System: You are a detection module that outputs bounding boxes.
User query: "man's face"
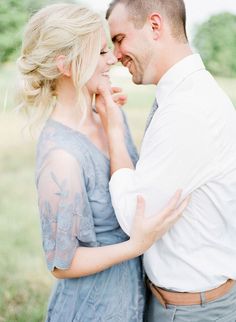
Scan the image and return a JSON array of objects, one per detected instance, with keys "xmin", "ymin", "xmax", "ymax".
[{"xmin": 108, "ymin": 3, "xmax": 153, "ymax": 85}]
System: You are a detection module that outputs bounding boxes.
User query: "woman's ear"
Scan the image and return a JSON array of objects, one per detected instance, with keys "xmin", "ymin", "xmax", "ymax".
[
  {"xmin": 55, "ymin": 55, "xmax": 71, "ymax": 76},
  {"xmin": 148, "ymin": 13, "xmax": 162, "ymax": 40}
]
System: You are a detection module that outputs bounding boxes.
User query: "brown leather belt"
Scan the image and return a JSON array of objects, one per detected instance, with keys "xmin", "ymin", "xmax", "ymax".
[{"xmin": 147, "ymin": 279, "xmax": 235, "ymax": 308}]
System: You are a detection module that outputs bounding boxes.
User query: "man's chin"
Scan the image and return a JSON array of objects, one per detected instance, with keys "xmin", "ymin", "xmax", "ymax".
[
  {"xmin": 127, "ymin": 67, "xmax": 143, "ymax": 84},
  {"xmin": 132, "ymin": 74, "xmax": 142, "ymax": 85}
]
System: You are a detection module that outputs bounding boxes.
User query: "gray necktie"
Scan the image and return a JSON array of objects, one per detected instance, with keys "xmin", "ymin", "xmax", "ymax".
[{"xmin": 144, "ymin": 99, "xmax": 158, "ymax": 133}]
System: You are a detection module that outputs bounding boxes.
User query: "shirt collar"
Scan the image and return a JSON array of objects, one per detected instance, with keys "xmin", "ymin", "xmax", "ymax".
[{"xmin": 155, "ymin": 54, "xmax": 206, "ymax": 105}]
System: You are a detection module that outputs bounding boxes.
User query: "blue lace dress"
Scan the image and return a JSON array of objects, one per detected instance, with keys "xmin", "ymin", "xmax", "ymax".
[{"xmin": 35, "ymin": 115, "xmax": 145, "ymax": 322}]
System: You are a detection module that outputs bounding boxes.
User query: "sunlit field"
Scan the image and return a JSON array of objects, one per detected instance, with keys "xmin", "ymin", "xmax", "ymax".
[{"xmin": 0, "ymin": 64, "xmax": 236, "ymax": 321}]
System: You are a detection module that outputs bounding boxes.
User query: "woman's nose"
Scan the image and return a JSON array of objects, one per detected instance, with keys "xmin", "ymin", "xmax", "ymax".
[{"xmin": 107, "ymin": 51, "xmax": 118, "ymax": 65}]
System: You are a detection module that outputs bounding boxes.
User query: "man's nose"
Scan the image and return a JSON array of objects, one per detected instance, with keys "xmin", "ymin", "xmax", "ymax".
[{"xmin": 113, "ymin": 46, "xmax": 122, "ymax": 61}]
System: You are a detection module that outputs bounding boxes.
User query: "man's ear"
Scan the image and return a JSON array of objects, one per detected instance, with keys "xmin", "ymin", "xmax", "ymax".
[
  {"xmin": 55, "ymin": 55, "xmax": 71, "ymax": 76},
  {"xmin": 148, "ymin": 13, "xmax": 162, "ymax": 40}
]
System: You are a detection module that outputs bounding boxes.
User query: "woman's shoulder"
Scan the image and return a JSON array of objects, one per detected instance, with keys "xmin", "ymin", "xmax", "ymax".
[
  {"xmin": 36, "ymin": 119, "xmax": 95, "ymax": 184},
  {"xmin": 37, "ymin": 118, "xmax": 90, "ymax": 160}
]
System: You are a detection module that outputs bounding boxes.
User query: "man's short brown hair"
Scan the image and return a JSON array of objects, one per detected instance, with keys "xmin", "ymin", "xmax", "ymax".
[{"xmin": 106, "ymin": 0, "xmax": 188, "ymax": 42}]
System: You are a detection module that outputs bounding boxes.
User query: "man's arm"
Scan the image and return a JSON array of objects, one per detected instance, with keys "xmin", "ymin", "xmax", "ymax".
[{"xmin": 97, "ymin": 89, "xmax": 213, "ymax": 235}]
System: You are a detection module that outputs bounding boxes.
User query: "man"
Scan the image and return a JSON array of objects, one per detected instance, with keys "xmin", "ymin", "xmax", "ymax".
[{"xmin": 97, "ymin": 0, "xmax": 236, "ymax": 321}]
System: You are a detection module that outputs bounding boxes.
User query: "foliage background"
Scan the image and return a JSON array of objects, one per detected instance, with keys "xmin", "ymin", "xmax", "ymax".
[
  {"xmin": 193, "ymin": 12, "xmax": 236, "ymax": 77},
  {"xmin": 0, "ymin": 0, "xmax": 43, "ymax": 63},
  {"xmin": 0, "ymin": 1, "xmax": 236, "ymax": 321},
  {"xmin": 1, "ymin": 0, "xmax": 236, "ymax": 77}
]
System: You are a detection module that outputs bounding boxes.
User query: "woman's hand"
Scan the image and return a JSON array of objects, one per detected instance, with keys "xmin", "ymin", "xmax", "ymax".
[
  {"xmin": 129, "ymin": 191, "xmax": 190, "ymax": 255},
  {"xmin": 95, "ymin": 85, "xmax": 126, "ymax": 135}
]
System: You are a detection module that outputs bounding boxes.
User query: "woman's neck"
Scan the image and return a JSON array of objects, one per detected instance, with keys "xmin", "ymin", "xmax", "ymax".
[
  {"xmin": 51, "ymin": 77, "xmax": 109, "ymax": 158},
  {"xmin": 52, "ymin": 77, "xmax": 95, "ymax": 131}
]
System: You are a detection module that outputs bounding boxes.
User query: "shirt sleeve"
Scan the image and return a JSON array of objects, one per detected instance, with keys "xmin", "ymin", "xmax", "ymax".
[
  {"xmin": 109, "ymin": 107, "xmax": 216, "ymax": 235},
  {"xmin": 37, "ymin": 148, "xmax": 95, "ymax": 271}
]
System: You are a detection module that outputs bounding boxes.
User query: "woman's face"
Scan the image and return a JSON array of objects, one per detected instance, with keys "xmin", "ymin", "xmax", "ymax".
[{"xmin": 86, "ymin": 30, "xmax": 117, "ymax": 95}]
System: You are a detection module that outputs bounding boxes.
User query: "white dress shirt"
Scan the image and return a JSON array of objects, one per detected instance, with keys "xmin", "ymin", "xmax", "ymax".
[{"xmin": 109, "ymin": 54, "xmax": 236, "ymax": 292}]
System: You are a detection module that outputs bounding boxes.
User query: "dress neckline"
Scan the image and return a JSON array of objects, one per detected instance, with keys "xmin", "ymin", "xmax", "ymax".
[{"xmin": 47, "ymin": 118, "xmax": 110, "ymax": 162}]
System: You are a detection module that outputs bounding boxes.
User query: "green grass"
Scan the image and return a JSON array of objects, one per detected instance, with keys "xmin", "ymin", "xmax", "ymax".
[
  {"xmin": 0, "ymin": 64, "xmax": 236, "ymax": 322},
  {"xmin": 0, "ymin": 114, "xmax": 53, "ymax": 322}
]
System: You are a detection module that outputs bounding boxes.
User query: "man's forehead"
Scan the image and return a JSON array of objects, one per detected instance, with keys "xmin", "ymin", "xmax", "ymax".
[
  {"xmin": 108, "ymin": 2, "xmax": 127, "ymax": 19},
  {"xmin": 108, "ymin": 4, "xmax": 131, "ymax": 37},
  {"xmin": 108, "ymin": 19, "xmax": 124, "ymax": 39},
  {"xmin": 108, "ymin": 3, "xmax": 129, "ymax": 25}
]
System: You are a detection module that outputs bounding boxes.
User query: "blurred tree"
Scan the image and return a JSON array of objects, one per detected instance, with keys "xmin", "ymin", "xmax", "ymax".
[
  {"xmin": 193, "ymin": 13, "xmax": 236, "ymax": 77},
  {"xmin": 0, "ymin": 0, "xmax": 47, "ymax": 63},
  {"xmin": 0, "ymin": 0, "xmax": 77, "ymax": 64}
]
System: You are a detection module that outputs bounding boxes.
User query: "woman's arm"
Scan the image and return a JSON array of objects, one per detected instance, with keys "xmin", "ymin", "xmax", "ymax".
[
  {"xmin": 53, "ymin": 192, "xmax": 189, "ymax": 279},
  {"xmin": 52, "ymin": 241, "xmax": 136, "ymax": 279}
]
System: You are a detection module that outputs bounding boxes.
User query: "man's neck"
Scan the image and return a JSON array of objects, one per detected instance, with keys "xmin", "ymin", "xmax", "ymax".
[{"xmin": 154, "ymin": 42, "xmax": 193, "ymax": 85}]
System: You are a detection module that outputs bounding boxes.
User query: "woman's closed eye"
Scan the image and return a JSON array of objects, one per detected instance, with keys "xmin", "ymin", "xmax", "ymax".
[
  {"xmin": 100, "ymin": 48, "xmax": 111, "ymax": 55},
  {"xmin": 100, "ymin": 50, "xmax": 109, "ymax": 55}
]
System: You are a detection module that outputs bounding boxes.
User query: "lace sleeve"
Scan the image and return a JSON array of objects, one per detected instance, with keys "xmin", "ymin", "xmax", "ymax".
[{"xmin": 37, "ymin": 148, "xmax": 92, "ymax": 271}]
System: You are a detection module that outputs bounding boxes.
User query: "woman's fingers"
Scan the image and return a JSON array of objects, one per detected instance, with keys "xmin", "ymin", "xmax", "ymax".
[
  {"xmin": 151, "ymin": 192, "xmax": 190, "ymax": 232},
  {"xmin": 166, "ymin": 195, "xmax": 191, "ymax": 223},
  {"xmin": 157, "ymin": 196, "xmax": 191, "ymax": 237},
  {"xmin": 175, "ymin": 195, "xmax": 191, "ymax": 215},
  {"xmin": 97, "ymin": 84, "xmax": 127, "ymax": 109},
  {"xmin": 98, "ymin": 86, "xmax": 118, "ymax": 108},
  {"xmin": 113, "ymin": 94, "xmax": 127, "ymax": 101},
  {"xmin": 95, "ymin": 94, "xmax": 106, "ymax": 115},
  {"xmin": 156, "ymin": 190, "xmax": 182, "ymax": 221},
  {"xmin": 112, "ymin": 86, "xmax": 122, "ymax": 93},
  {"xmin": 135, "ymin": 195, "xmax": 145, "ymax": 217},
  {"xmin": 97, "ymin": 85, "xmax": 110, "ymax": 99},
  {"xmin": 113, "ymin": 96, "xmax": 127, "ymax": 106}
]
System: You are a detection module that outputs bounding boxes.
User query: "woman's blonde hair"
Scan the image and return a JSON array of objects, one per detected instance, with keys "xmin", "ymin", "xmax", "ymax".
[{"xmin": 17, "ymin": 3, "xmax": 103, "ymax": 130}]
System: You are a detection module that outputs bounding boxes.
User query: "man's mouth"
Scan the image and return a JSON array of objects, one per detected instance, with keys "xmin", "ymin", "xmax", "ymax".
[{"xmin": 122, "ymin": 58, "xmax": 132, "ymax": 68}]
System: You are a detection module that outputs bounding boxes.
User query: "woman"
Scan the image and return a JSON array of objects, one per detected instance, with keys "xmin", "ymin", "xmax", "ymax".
[{"xmin": 17, "ymin": 3, "xmax": 188, "ymax": 322}]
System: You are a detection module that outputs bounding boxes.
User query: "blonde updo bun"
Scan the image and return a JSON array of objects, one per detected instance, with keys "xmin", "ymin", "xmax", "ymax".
[{"xmin": 17, "ymin": 3, "xmax": 103, "ymax": 130}]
